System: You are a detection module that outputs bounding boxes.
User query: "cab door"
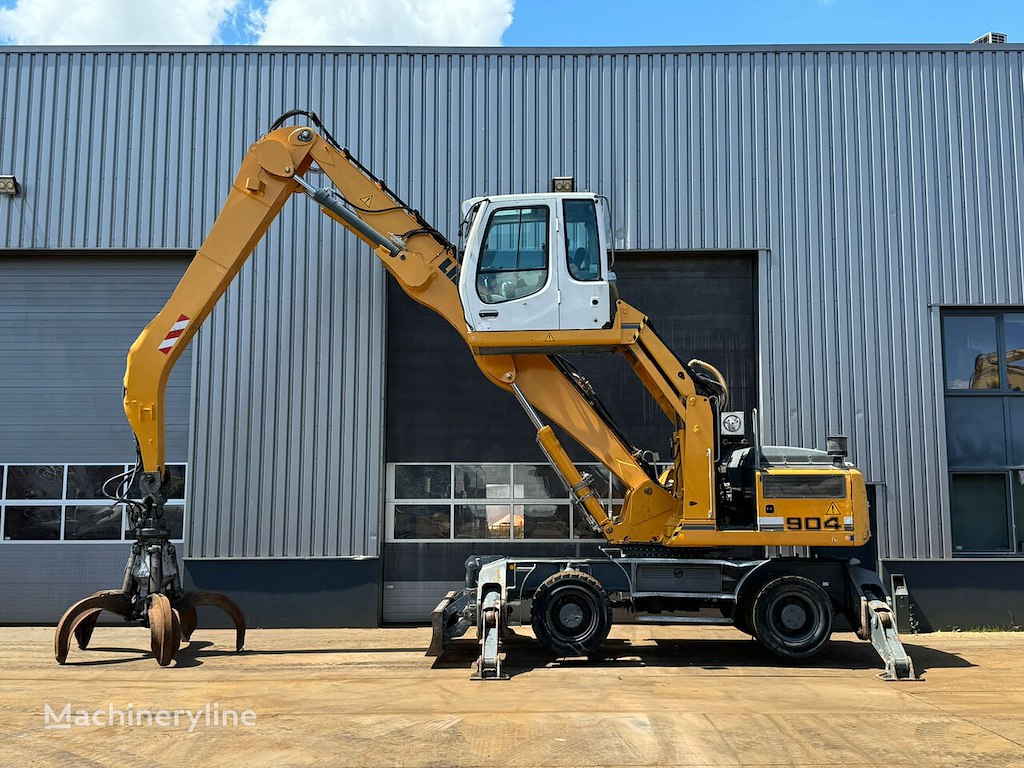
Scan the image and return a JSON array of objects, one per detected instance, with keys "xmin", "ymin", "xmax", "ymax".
[
  {"xmin": 460, "ymin": 200, "xmax": 560, "ymax": 332},
  {"xmin": 556, "ymin": 197, "xmax": 613, "ymax": 330}
]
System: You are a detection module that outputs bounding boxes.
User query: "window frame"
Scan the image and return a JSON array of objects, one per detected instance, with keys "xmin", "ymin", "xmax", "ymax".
[
  {"xmin": 1003, "ymin": 312, "xmax": 1024, "ymax": 394},
  {"xmin": 385, "ymin": 462, "xmax": 644, "ymax": 543},
  {"xmin": 942, "ymin": 308, "xmax": 1024, "ymax": 557},
  {"xmin": 0, "ymin": 462, "xmax": 187, "ymax": 544},
  {"xmin": 948, "ymin": 470, "xmax": 1016, "ymax": 555},
  {"xmin": 1013, "ymin": 467, "xmax": 1024, "ymax": 553},
  {"xmin": 942, "ymin": 310, "xmax": 1022, "ymax": 396},
  {"xmin": 562, "ymin": 198, "xmax": 603, "ymax": 283},
  {"xmin": 475, "ymin": 204, "xmax": 553, "ymax": 305}
]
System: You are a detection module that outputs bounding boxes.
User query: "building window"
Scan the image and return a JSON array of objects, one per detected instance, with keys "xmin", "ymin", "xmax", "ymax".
[
  {"xmin": 386, "ymin": 462, "xmax": 630, "ymax": 542},
  {"xmin": 0, "ymin": 464, "xmax": 187, "ymax": 542},
  {"xmin": 943, "ymin": 312, "xmax": 1024, "ymax": 392},
  {"xmin": 942, "ymin": 310, "xmax": 1024, "ymax": 555},
  {"xmin": 949, "ymin": 473, "xmax": 1012, "ymax": 553}
]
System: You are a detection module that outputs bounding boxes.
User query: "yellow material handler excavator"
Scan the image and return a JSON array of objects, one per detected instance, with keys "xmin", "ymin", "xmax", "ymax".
[{"xmin": 54, "ymin": 113, "xmax": 915, "ymax": 680}]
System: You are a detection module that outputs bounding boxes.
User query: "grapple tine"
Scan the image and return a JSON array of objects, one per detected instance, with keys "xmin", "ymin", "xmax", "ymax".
[
  {"xmin": 55, "ymin": 591, "xmax": 132, "ymax": 664},
  {"xmin": 171, "ymin": 608, "xmax": 182, "ymax": 657},
  {"xmin": 178, "ymin": 605, "xmax": 198, "ymax": 642},
  {"xmin": 175, "ymin": 591, "xmax": 246, "ymax": 652},
  {"xmin": 73, "ymin": 609, "xmax": 102, "ymax": 650},
  {"xmin": 72, "ymin": 589, "xmax": 129, "ymax": 650},
  {"xmin": 148, "ymin": 593, "xmax": 181, "ymax": 667}
]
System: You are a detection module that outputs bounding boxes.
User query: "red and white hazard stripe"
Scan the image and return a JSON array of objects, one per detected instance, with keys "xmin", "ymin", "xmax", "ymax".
[{"xmin": 158, "ymin": 314, "xmax": 190, "ymax": 355}]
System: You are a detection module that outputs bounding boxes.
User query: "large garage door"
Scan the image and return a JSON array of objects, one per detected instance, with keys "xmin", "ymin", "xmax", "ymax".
[
  {"xmin": 382, "ymin": 251, "xmax": 757, "ymax": 622},
  {"xmin": 0, "ymin": 253, "xmax": 190, "ymax": 621},
  {"xmin": 0, "ymin": 254, "xmax": 192, "ymax": 463}
]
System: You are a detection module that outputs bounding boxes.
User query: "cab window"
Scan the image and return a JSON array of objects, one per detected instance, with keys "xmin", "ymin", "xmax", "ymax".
[
  {"xmin": 476, "ymin": 206, "xmax": 549, "ymax": 304},
  {"xmin": 564, "ymin": 199, "xmax": 601, "ymax": 282}
]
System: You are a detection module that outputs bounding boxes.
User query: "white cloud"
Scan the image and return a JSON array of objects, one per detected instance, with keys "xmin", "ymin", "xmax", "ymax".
[
  {"xmin": 0, "ymin": 0, "xmax": 241, "ymax": 45},
  {"xmin": 250, "ymin": 0, "xmax": 513, "ymax": 46},
  {"xmin": 0, "ymin": 0, "xmax": 513, "ymax": 47}
]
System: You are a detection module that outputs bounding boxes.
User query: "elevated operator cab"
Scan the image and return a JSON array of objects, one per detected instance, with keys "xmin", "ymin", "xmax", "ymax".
[{"xmin": 457, "ymin": 193, "xmax": 618, "ymax": 333}]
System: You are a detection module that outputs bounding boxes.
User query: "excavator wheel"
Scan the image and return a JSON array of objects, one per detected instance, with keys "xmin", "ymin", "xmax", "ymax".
[
  {"xmin": 531, "ymin": 570, "xmax": 612, "ymax": 658},
  {"xmin": 750, "ymin": 575, "xmax": 833, "ymax": 660}
]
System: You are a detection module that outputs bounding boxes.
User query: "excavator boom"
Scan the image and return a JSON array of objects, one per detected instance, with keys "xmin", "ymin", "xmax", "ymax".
[
  {"xmin": 123, "ymin": 123, "xmax": 868, "ymax": 549},
  {"xmin": 125, "ymin": 125, "xmax": 630, "ymax": 530}
]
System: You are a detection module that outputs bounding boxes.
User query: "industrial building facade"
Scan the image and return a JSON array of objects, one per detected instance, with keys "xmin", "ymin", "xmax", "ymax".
[{"xmin": 1, "ymin": 44, "xmax": 1022, "ymax": 630}]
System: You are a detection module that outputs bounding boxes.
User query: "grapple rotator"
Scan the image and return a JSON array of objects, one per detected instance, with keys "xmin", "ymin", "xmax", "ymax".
[{"xmin": 54, "ymin": 470, "xmax": 245, "ymax": 667}]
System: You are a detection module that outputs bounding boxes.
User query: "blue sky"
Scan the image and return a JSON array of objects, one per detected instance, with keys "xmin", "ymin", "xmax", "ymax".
[
  {"xmin": 1, "ymin": 0, "xmax": 1021, "ymax": 47},
  {"xmin": 499, "ymin": 0, "xmax": 1024, "ymax": 47}
]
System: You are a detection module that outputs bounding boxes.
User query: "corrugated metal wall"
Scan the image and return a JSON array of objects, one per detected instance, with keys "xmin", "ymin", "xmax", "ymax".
[
  {"xmin": 0, "ymin": 543, "xmax": 131, "ymax": 623},
  {"xmin": 2, "ymin": 45, "xmax": 1022, "ymax": 560}
]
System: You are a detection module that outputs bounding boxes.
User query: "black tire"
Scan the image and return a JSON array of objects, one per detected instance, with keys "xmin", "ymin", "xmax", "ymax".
[
  {"xmin": 729, "ymin": 595, "xmax": 755, "ymax": 636},
  {"xmin": 531, "ymin": 570, "xmax": 612, "ymax": 658},
  {"xmin": 751, "ymin": 575, "xmax": 833, "ymax": 659}
]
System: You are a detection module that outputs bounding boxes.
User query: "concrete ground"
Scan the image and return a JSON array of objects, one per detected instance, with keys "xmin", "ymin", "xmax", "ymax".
[{"xmin": 1, "ymin": 624, "xmax": 1022, "ymax": 767}]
